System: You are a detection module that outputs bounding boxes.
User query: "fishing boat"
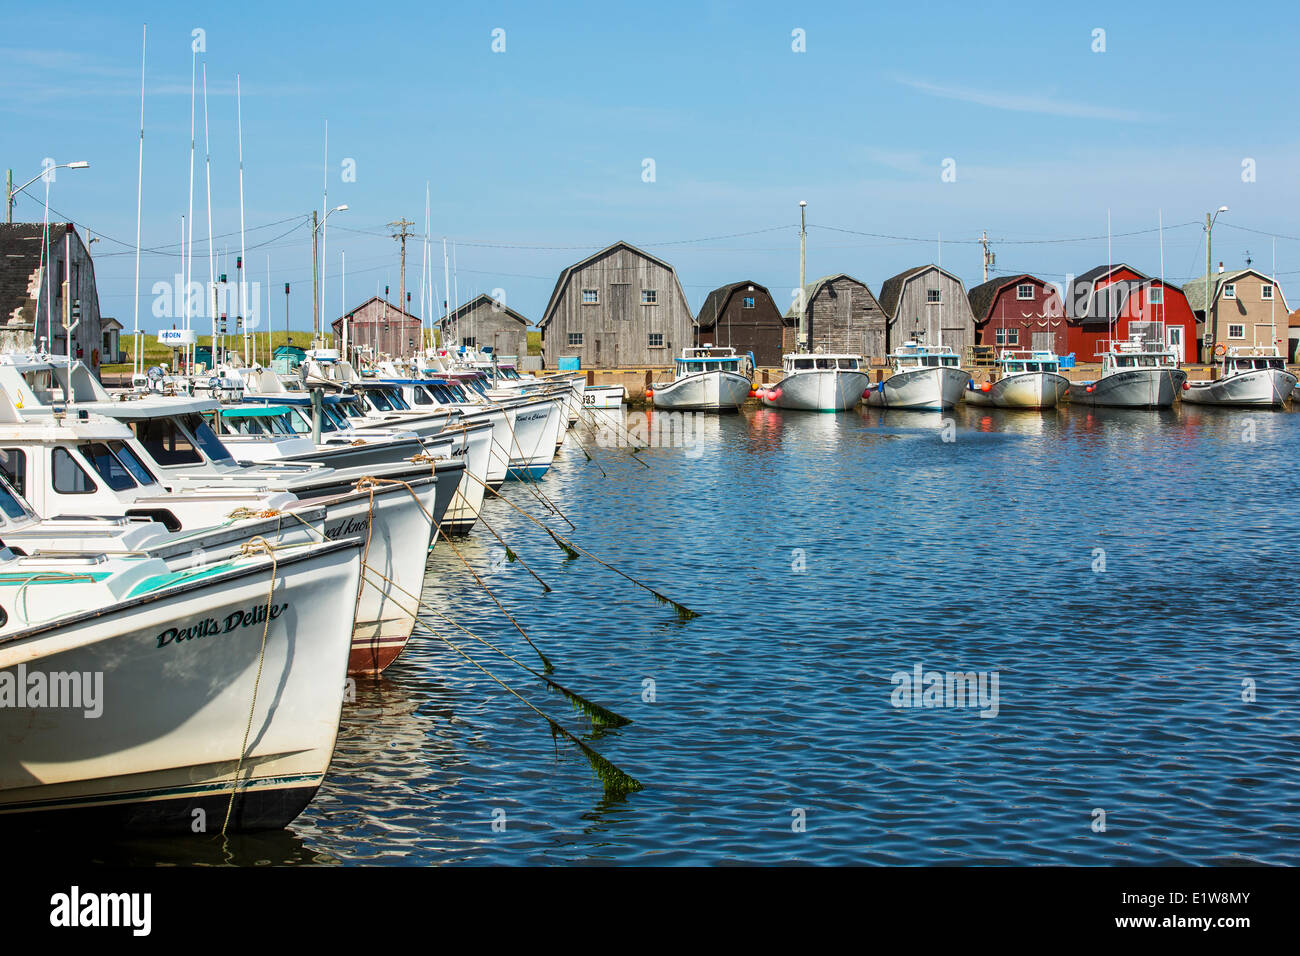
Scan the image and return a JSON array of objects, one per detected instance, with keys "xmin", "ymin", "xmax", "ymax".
[
  {"xmin": 964, "ymin": 350, "xmax": 1071, "ymax": 409},
  {"xmin": 650, "ymin": 347, "xmax": 753, "ymax": 411},
  {"xmin": 757, "ymin": 354, "xmax": 869, "ymax": 412},
  {"xmin": 1067, "ymin": 337, "xmax": 1187, "ymax": 408},
  {"xmin": 862, "ymin": 341, "xmax": 968, "ymax": 410},
  {"xmin": 1180, "ymin": 346, "xmax": 1296, "ymax": 408},
  {"xmin": 0, "ymin": 537, "xmax": 361, "ymax": 833}
]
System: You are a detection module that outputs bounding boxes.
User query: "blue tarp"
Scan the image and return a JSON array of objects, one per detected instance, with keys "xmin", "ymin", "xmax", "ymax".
[{"xmin": 557, "ymin": 356, "xmax": 580, "ymax": 371}]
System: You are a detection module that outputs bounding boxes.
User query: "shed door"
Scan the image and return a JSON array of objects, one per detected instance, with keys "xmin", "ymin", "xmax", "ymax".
[
  {"xmin": 608, "ymin": 283, "xmax": 629, "ymax": 330},
  {"xmin": 1031, "ymin": 331, "xmax": 1055, "ymax": 352}
]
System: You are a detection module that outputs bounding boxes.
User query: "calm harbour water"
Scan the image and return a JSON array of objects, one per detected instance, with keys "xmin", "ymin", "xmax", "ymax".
[{"xmin": 86, "ymin": 402, "xmax": 1300, "ymax": 865}]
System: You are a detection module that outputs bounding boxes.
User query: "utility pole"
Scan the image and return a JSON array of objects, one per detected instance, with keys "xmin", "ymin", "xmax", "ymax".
[
  {"xmin": 1203, "ymin": 207, "xmax": 1229, "ymax": 362},
  {"xmin": 798, "ymin": 200, "xmax": 807, "ymax": 352},
  {"xmin": 980, "ymin": 231, "xmax": 995, "ymax": 282},
  {"xmin": 389, "ymin": 218, "xmax": 415, "ymax": 319}
]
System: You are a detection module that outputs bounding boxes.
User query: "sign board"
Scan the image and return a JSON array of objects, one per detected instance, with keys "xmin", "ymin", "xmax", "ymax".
[{"xmin": 158, "ymin": 329, "xmax": 198, "ymax": 347}]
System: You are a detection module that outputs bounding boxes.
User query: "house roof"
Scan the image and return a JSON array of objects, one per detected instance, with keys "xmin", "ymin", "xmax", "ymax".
[
  {"xmin": 0, "ymin": 222, "xmax": 72, "ymax": 327},
  {"xmin": 876, "ymin": 264, "xmax": 965, "ymax": 319},
  {"xmin": 443, "ymin": 292, "xmax": 529, "ymax": 327},
  {"xmin": 331, "ymin": 296, "xmax": 421, "ymax": 327},
  {"xmin": 1065, "ymin": 263, "xmax": 1150, "ymax": 319},
  {"xmin": 1181, "ymin": 268, "xmax": 1286, "ymax": 313},
  {"xmin": 100, "ymin": 316, "xmax": 123, "ymax": 331},
  {"xmin": 538, "ymin": 240, "xmax": 686, "ymax": 328},
  {"xmin": 697, "ymin": 280, "xmax": 786, "ymax": 329},
  {"xmin": 781, "ymin": 274, "xmax": 873, "ymax": 319}
]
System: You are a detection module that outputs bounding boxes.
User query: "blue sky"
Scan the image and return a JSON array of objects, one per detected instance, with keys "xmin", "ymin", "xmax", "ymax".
[{"xmin": 3, "ymin": 0, "xmax": 1298, "ymax": 333}]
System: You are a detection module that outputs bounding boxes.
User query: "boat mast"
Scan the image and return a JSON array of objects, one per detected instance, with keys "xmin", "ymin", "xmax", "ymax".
[
  {"xmin": 202, "ymin": 64, "xmax": 216, "ymax": 370},
  {"xmin": 236, "ymin": 74, "xmax": 248, "ymax": 367},
  {"xmin": 132, "ymin": 25, "xmax": 146, "ymax": 379},
  {"xmin": 798, "ymin": 199, "xmax": 807, "ymax": 353},
  {"xmin": 185, "ymin": 46, "xmax": 196, "ymax": 372}
]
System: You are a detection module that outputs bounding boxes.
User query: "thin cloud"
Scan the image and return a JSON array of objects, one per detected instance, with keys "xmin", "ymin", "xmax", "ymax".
[{"xmin": 893, "ymin": 75, "xmax": 1146, "ymax": 122}]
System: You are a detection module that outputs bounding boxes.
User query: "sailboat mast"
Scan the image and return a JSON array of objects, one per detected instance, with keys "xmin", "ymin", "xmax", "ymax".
[
  {"xmin": 185, "ymin": 48, "xmax": 196, "ymax": 371},
  {"xmin": 202, "ymin": 64, "xmax": 216, "ymax": 368},
  {"xmin": 236, "ymin": 74, "xmax": 248, "ymax": 367},
  {"xmin": 798, "ymin": 200, "xmax": 806, "ymax": 353},
  {"xmin": 132, "ymin": 25, "xmax": 146, "ymax": 378}
]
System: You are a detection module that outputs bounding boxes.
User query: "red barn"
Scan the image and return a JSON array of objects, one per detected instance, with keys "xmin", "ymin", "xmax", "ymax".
[
  {"xmin": 1065, "ymin": 265, "xmax": 1197, "ymax": 363},
  {"xmin": 967, "ymin": 274, "xmax": 1068, "ymax": 354}
]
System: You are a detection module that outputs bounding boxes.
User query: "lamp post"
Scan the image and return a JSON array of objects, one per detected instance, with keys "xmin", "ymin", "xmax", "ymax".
[
  {"xmin": 5, "ymin": 161, "xmax": 89, "ymax": 223},
  {"xmin": 1204, "ymin": 205, "xmax": 1228, "ymax": 363}
]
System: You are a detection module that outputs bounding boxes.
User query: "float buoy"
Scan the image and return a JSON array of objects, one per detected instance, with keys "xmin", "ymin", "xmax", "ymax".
[
  {"xmin": 645, "ymin": 389, "xmax": 654, "ymax": 400},
  {"xmin": 1182, "ymin": 381, "xmax": 1190, "ymax": 390},
  {"xmin": 980, "ymin": 382, "xmax": 992, "ymax": 393},
  {"xmin": 1085, "ymin": 385, "xmax": 1095, "ymax": 393}
]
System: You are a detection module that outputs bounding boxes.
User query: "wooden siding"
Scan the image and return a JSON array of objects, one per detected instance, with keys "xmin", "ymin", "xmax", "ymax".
[
  {"xmin": 886, "ymin": 267, "xmax": 975, "ymax": 352},
  {"xmin": 696, "ymin": 283, "xmax": 788, "ymax": 366},
  {"xmin": 449, "ymin": 298, "xmax": 527, "ymax": 359},
  {"xmin": 975, "ymin": 278, "xmax": 1068, "ymax": 355},
  {"xmin": 331, "ymin": 297, "xmax": 421, "ymax": 358},
  {"xmin": 541, "ymin": 245, "xmax": 693, "ymax": 367},
  {"xmin": 806, "ymin": 277, "xmax": 887, "ymax": 361}
]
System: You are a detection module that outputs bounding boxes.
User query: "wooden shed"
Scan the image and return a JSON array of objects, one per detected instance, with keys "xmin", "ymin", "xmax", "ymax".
[
  {"xmin": 783, "ymin": 274, "xmax": 888, "ymax": 362},
  {"xmin": 443, "ymin": 293, "xmax": 529, "ymax": 359},
  {"xmin": 877, "ymin": 265, "xmax": 976, "ymax": 353},
  {"xmin": 0, "ymin": 222, "xmax": 105, "ymax": 370},
  {"xmin": 538, "ymin": 241, "xmax": 694, "ymax": 368},
  {"xmin": 967, "ymin": 274, "xmax": 1068, "ymax": 355},
  {"xmin": 694, "ymin": 280, "xmax": 790, "ymax": 367},
  {"xmin": 332, "ymin": 296, "xmax": 423, "ymax": 360}
]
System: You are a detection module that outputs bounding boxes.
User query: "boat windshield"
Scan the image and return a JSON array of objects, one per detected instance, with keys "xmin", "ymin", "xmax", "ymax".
[
  {"xmin": 0, "ymin": 478, "xmax": 26, "ymax": 521},
  {"xmin": 78, "ymin": 440, "xmax": 159, "ymax": 491},
  {"xmin": 130, "ymin": 414, "xmax": 232, "ymax": 466},
  {"xmin": 365, "ymin": 389, "xmax": 397, "ymax": 412}
]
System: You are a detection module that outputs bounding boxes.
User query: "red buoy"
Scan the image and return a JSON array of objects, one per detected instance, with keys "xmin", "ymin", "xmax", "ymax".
[
  {"xmin": 1182, "ymin": 381, "xmax": 1190, "ymax": 390},
  {"xmin": 980, "ymin": 382, "xmax": 992, "ymax": 393}
]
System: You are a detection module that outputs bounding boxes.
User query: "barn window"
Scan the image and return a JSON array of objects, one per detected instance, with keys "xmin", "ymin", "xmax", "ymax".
[
  {"xmin": 582, "ymin": 289, "xmax": 599, "ymax": 304},
  {"xmin": 743, "ymin": 296, "xmax": 755, "ymax": 309},
  {"xmin": 926, "ymin": 289, "xmax": 941, "ymax": 303},
  {"xmin": 1261, "ymin": 284, "xmax": 1274, "ymax": 300},
  {"xmin": 1228, "ymin": 324, "xmax": 1245, "ymax": 339},
  {"xmin": 1148, "ymin": 287, "xmax": 1163, "ymax": 305},
  {"xmin": 1006, "ymin": 328, "xmax": 1019, "ymax": 345},
  {"xmin": 568, "ymin": 332, "xmax": 583, "ymax": 346},
  {"xmin": 648, "ymin": 332, "xmax": 665, "ymax": 348},
  {"xmin": 1016, "ymin": 284, "xmax": 1033, "ymax": 300},
  {"xmin": 1223, "ymin": 284, "xmax": 1236, "ymax": 299},
  {"xmin": 995, "ymin": 329, "xmax": 1006, "ymax": 345},
  {"xmin": 641, "ymin": 289, "xmax": 657, "ymax": 304}
]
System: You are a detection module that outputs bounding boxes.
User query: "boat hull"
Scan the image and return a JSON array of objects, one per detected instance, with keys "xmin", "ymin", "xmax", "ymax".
[
  {"xmin": 581, "ymin": 385, "xmax": 626, "ymax": 410},
  {"xmin": 503, "ymin": 397, "xmax": 564, "ymax": 480},
  {"xmin": 865, "ymin": 366, "xmax": 969, "ymax": 410},
  {"xmin": 0, "ymin": 542, "xmax": 360, "ymax": 834},
  {"xmin": 652, "ymin": 371, "xmax": 751, "ymax": 411},
  {"xmin": 1068, "ymin": 368, "xmax": 1187, "ymax": 407},
  {"xmin": 966, "ymin": 372, "xmax": 1070, "ymax": 409},
  {"xmin": 1181, "ymin": 368, "xmax": 1297, "ymax": 407},
  {"xmin": 759, "ymin": 370, "xmax": 869, "ymax": 411}
]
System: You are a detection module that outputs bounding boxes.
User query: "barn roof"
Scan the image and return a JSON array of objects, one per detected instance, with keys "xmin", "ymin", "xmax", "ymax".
[
  {"xmin": 966, "ymin": 274, "xmax": 1037, "ymax": 322},
  {"xmin": 443, "ymin": 292, "xmax": 529, "ymax": 327},
  {"xmin": 0, "ymin": 222, "xmax": 72, "ymax": 327},
  {"xmin": 781, "ymin": 274, "xmax": 874, "ymax": 319},
  {"xmin": 1181, "ymin": 268, "xmax": 1286, "ymax": 314},
  {"xmin": 538, "ymin": 240, "xmax": 688, "ymax": 329},
  {"xmin": 697, "ymin": 280, "xmax": 787, "ymax": 329},
  {"xmin": 1065, "ymin": 264, "xmax": 1149, "ymax": 319},
  {"xmin": 876, "ymin": 264, "xmax": 965, "ymax": 319}
]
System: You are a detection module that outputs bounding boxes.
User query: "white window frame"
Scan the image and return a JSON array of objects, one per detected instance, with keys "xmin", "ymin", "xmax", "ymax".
[
  {"xmin": 641, "ymin": 289, "xmax": 657, "ymax": 305},
  {"xmin": 647, "ymin": 332, "xmax": 665, "ymax": 348},
  {"xmin": 1148, "ymin": 287, "xmax": 1163, "ymax": 305},
  {"xmin": 581, "ymin": 289, "xmax": 599, "ymax": 305},
  {"xmin": 994, "ymin": 328, "xmax": 1007, "ymax": 346},
  {"xmin": 1222, "ymin": 283, "xmax": 1236, "ymax": 300},
  {"xmin": 1005, "ymin": 328, "xmax": 1019, "ymax": 345},
  {"xmin": 1227, "ymin": 324, "xmax": 1245, "ymax": 339},
  {"xmin": 1261, "ymin": 284, "xmax": 1274, "ymax": 300},
  {"xmin": 926, "ymin": 288, "xmax": 942, "ymax": 304},
  {"xmin": 742, "ymin": 296, "xmax": 755, "ymax": 309},
  {"xmin": 567, "ymin": 332, "xmax": 584, "ymax": 346},
  {"xmin": 1016, "ymin": 284, "xmax": 1033, "ymax": 301}
]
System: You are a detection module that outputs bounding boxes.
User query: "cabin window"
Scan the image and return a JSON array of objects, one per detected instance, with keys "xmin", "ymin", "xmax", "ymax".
[
  {"xmin": 581, "ymin": 289, "xmax": 599, "ymax": 304},
  {"xmin": 413, "ymin": 388, "xmax": 434, "ymax": 405},
  {"xmin": 79, "ymin": 442, "xmax": 138, "ymax": 491},
  {"xmin": 1261, "ymin": 285, "xmax": 1274, "ymax": 300},
  {"xmin": 793, "ymin": 358, "xmax": 815, "ymax": 370},
  {"xmin": 1016, "ymin": 284, "xmax": 1033, "ymax": 300},
  {"xmin": 1228, "ymin": 324, "xmax": 1245, "ymax": 339},
  {"xmin": 0, "ymin": 448, "xmax": 27, "ymax": 499},
  {"xmin": 837, "ymin": 358, "xmax": 859, "ymax": 370},
  {"xmin": 0, "ymin": 479, "xmax": 26, "ymax": 520},
  {"xmin": 641, "ymin": 289, "xmax": 657, "ymax": 305},
  {"xmin": 367, "ymin": 390, "xmax": 395, "ymax": 411},
  {"xmin": 743, "ymin": 296, "xmax": 755, "ymax": 309},
  {"xmin": 1223, "ymin": 284, "xmax": 1236, "ymax": 299},
  {"xmin": 462, "ymin": 337, "xmax": 476, "ymax": 348},
  {"xmin": 926, "ymin": 289, "xmax": 941, "ymax": 303},
  {"xmin": 52, "ymin": 448, "xmax": 97, "ymax": 495},
  {"xmin": 1148, "ymin": 287, "xmax": 1163, "ymax": 305},
  {"xmin": 179, "ymin": 414, "xmax": 234, "ymax": 462},
  {"xmin": 130, "ymin": 417, "xmax": 203, "ymax": 466},
  {"xmin": 648, "ymin": 332, "xmax": 665, "ymax": 348}
]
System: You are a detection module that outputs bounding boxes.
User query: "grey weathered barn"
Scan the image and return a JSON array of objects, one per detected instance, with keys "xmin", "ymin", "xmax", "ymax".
[
  {"xmin": 877, "ymin": 265, "xmax": 976, "ymax": 353},
  {"xmin": 442, "ymin": 293, "xmax": 529, "ymax": 359},
  {"xmin": 784, "ymin": 274, "xmax": 888, "ymax": 361},
  {"xmin": 0, "ymin": 222, "xmax": 104, "ymax": 369},
  {"xmin": 695, "ymin": 280, "xmax": 791, "ymax": 367},
  {"xmin": 539, "ymin": 241, "xmax": 694, "ymax": 367}
]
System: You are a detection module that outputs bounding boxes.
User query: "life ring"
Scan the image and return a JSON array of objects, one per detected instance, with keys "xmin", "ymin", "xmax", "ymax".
[{"xmin": 1214, "ymin": 343, "xmax": 1227, "ymax": 356}]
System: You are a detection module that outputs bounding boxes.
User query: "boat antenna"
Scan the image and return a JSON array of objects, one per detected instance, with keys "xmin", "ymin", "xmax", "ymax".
[{"xmin": 132, "ymin": 24, "xmax": 146, "ymax": 379}]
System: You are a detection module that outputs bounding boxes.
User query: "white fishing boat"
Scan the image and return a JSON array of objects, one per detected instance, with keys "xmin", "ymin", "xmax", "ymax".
[
  {"xmin": 1181, "ymin": 346, "xmax": 1296, "ymax": 408},
  {"xmin": 650, "ymin": 346, "xmax": 753, "ymax": 411},
  {"xmin": 0, "ymin": 537, "xmax": 361, "ymax": 833},
  {"xmin": 863, "ymin": 341, "xmax": 968, "ymax": 410},
  {"xmin": 1067, "ymin": 337, "xmax": 1187, "ymax": 408},
  {"xmin": 757, "ymin": 354, "xmax": 869, "ymax": 412},
  {"xmin": 964, "ymin": 350, "xmax": 1071, "ymax": 409}
]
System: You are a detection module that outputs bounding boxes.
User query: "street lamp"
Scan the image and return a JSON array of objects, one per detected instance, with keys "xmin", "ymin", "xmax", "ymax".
[
  {"xmin": 1203, "ymin": 205, "xmax": 1229, "ymax": 363},
  {"xmin": 5, "ymin": 161, "xmax": 90, "ymax": 223},
  {"xmin": 311, "ymin": 204, "xmax": 348, "ymax": 343}
]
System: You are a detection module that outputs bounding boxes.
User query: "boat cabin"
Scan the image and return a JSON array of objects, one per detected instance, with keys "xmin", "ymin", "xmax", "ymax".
[
  {"xmin": 996, "ymin": 349, "xmax": 1060, "ymax": 374},
  {"xmin": 782, "ymin": 354, "xmax": 862, "ymax": 372},
  {"xmin": 1219, "ymin": 346, "xmax": 1286, "ymax": 375},
  {"xmin": 677, "ymin": 347, "xmax": 748, "ymax": 375},
  {"xmin": 890, "ymin": 341, "xmax": 960, "ymax": 369}
]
